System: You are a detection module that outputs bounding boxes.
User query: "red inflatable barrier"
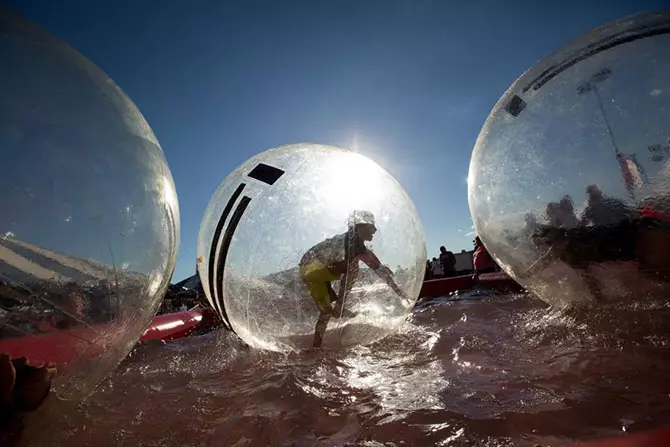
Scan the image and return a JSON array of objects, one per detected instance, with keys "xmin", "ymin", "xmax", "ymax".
[
  {"xmin": 140, "ymin": 307, "xmax": 218, "ymax": 341},
  {"xmin": 475, "ymin": 272, "xmax": 525, "ymax": 293},
  {"xmin": 0, "ymin": 325, "xmax": 107, "ymax": 366},
  {"xmin": 418, "ymin": 272, "xmax": 523, "ymax": 299},
  {"xmin": 572, "ymin": 428, "xmax": 670, "ymax": 446},
  {"xmin": 640, "ymin": 206, "xmax": 670, "ymax": 222},
  {"xmin": 0, "ymin": 307, "xmax": 221, "ymax": 366}
]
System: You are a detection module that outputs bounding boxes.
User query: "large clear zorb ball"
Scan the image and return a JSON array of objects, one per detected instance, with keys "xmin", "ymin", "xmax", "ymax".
[
  {"xmin": 0, "ymin": 7, "xmax": 179, "ymax": 409},
  {"xmin": 198, "ymin": 144, "xmax": 426, "ymax": 352},
  {"xmin": 468, "ymin": 11, "xmax": 670, "ymax": 307}
]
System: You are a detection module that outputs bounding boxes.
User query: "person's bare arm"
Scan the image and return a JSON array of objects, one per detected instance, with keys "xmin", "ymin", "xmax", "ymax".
[
  {"xmin": 358, "ymin": 248, "xmax": 381, "ymax": 269},
  {"xmin": 360, "ymin": 251, "xmax": 406, "ymax": 298}
]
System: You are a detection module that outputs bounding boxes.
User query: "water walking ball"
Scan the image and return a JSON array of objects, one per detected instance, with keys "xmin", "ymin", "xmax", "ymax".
[
  {"xmin": 0, "ymin": 6, "xmax": 179, "ymax": 411},
  {"xmin": 198, "ymin": 143, "xmax": 426, "ymax": 351},
  {"xmin": 468, "ymin": 11, "xmax": 670, "ymax": 307}
]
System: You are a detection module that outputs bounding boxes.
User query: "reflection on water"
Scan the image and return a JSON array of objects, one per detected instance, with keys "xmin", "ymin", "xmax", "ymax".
[{"xmin": 26, "ymin": 289, "xmax": 670, "ymax": 446}]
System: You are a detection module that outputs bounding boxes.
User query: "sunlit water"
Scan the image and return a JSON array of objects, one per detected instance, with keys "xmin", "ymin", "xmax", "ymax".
[{"xmin": 29, "ymin": 289, "xmax": 670, "ymax": 446}]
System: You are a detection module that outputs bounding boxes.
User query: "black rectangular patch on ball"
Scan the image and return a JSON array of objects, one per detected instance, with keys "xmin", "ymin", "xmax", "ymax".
[
  {"xmin": 247, "ymin": 163, "xmax": 285, "ymax": 185},
  {"xmin": 505, "ymin": 94, "xmax": 526, "ymax": 117}
]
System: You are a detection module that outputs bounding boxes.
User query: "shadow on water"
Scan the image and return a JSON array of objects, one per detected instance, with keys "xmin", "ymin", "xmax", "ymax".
[{"xmin": 25, "ymin": 288, "xmax": 670, "ymax": 447}]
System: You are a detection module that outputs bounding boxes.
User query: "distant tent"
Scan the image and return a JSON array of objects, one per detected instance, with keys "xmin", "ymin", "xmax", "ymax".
[
  {"xmin": 0, "ymin": 237, "xmax": 114, "ymax": 287},
  {"xmin": 174, "ymin": 273, "xmax": 203, "ymax": 293}
]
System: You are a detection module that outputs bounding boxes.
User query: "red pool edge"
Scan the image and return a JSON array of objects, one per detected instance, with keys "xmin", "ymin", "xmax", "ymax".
[
  {"xmin": 571, "ymin": 428, "xmax": 670, "ymax": 446},
  {"xmin": 418, "ymin": 272, "xmax": 524, "ymax": 299},
  {"xmin": 140, "ymin": 306, "xmax": 221, "ymax": 342},
  {"xmin": 0, "ymin": 307, "xmax": 222, "ymax": 366}
]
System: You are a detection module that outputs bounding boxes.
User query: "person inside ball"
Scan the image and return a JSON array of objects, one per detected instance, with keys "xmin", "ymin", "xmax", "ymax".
[{"xmin": 299, "ymin": 210, "xmax": 407, "ymax": 349}]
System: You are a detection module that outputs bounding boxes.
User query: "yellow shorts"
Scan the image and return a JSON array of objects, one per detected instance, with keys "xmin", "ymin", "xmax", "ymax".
[{"xmin": 300, "ymin": 260, "xmax": 340, "ymax": 310}]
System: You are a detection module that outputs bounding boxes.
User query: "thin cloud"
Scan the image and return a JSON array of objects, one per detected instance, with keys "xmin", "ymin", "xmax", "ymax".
[{"xmin": 457, "ymin": 224, "xmax": 475, "ymax": 234}]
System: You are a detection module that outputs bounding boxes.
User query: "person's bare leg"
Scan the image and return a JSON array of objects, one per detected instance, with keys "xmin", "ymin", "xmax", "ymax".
[
  {"xmin": 327, "ymin": 283, "xmax": 345, "ymax": 318},
  {"xmin": 313, "ymin": 310, "xmax": 331, "ymax": 348}
]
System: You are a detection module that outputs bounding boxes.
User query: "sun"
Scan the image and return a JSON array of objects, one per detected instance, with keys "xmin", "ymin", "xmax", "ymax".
[{"xmin": 313, "ymin": 150, "xmax": 390, "ymax": 219}]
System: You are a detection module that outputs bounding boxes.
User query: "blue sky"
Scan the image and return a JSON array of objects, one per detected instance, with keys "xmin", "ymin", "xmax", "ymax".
[{"xmin": 5, "ymin": 0, "xmax": 668, "ymax": 282}]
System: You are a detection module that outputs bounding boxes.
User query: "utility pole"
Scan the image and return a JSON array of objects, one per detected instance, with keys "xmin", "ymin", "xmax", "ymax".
[
  {"xmin": 576, "ymin": 68, "xmax": 620, "ymax": 156},
  {"xmin": 577, "ymin": 68, "xmax": 637, "ymax": 202}
]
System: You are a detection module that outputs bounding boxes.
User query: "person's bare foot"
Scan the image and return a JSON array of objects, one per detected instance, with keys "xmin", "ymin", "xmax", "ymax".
[
  {"xmin": 0, "ymin": 354, "xmax": 16, "ymax": 406},
  {"xmin": 11, "ymin": 357, "xmax": 56, "ymax": 412},
  {"xmin": 0, "ymin": 355, "xmax": 55, "ymax": 447}
]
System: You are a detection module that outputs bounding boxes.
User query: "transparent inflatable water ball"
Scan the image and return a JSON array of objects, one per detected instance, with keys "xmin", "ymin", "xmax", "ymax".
[
  {"xmin": 198, "ymin": 144, "xmax": 426, "ymax": 352},
  {"xmin": 0, "ymin": 6, "xmax": 179, "ymax": 415},
  {"xmin": 468, "ymin": 11, "xmax": 670, "ymax": 307}
]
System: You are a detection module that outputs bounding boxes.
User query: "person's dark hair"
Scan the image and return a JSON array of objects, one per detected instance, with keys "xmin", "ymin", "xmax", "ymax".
[
  {"xmin": 586, "ymin": 184, "xmax": 602, "ymax": 196},
  {"xmin": 559, "ymin": 195, "xmax": 574, "ymax": 212},
  {"xmin": 439, "ymin": 245, "xmax": 446, "ymax": 251}
]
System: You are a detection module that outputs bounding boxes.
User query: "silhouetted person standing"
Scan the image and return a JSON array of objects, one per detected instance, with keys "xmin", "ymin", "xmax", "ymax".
[
  {"xmin": 439, "ymin": 246, "xmax": 456, "ymax": 277},
  {"xmin": 581, "ymin": 184, "xmax": 631, "ymax": 227}
]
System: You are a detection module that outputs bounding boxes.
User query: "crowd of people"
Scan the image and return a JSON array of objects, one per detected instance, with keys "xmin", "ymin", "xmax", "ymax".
[
  {"xmin": 424, "ymin": 239, "xmax": 499, "ymax": 281},
  {"xmin": 158, "ymin": 283, "xmax": 207, "ymax": 315},
  {"xmin": 525, "ymin": 183, "xmax": 670, "ymax": 293},
  {"xmin": 542, "ymin": 184, "xmax": 633, "ymax": 231}
]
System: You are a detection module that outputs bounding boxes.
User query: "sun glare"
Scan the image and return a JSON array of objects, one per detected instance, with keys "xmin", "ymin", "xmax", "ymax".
[{"xmin": 314, "ymin": 151, "xmax": 389, "ymax": 218}]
